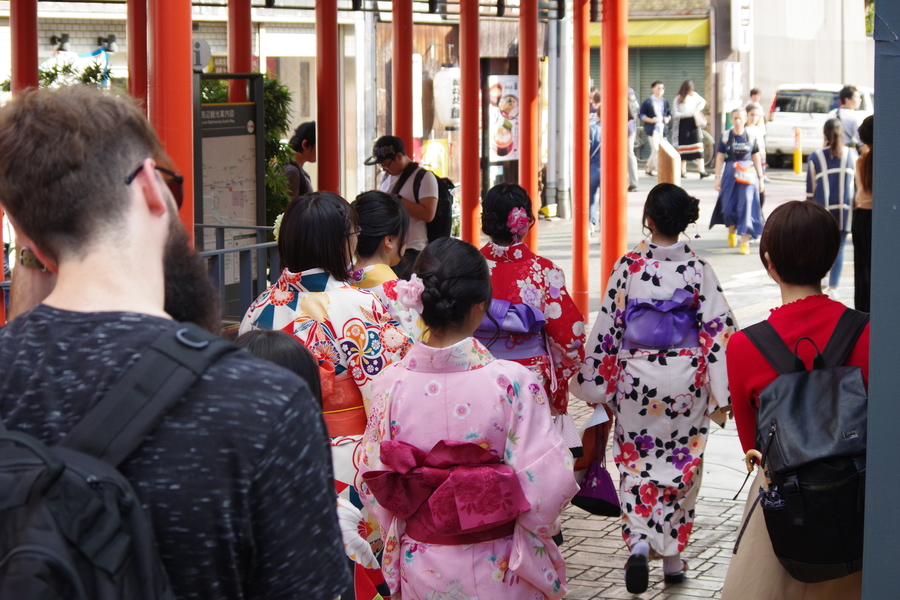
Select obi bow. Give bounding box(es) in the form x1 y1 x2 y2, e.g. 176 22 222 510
362 440 530 539
622 288 699 350
476 299 546 335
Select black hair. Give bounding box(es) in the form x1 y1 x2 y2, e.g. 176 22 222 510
481 183 534 245
858 115 873 194
234 329 323 406
643 183 700 238
351 191 409 259
824 118 844 159
839 85 859 105
750 87 761 96
278 192 358 281
858 114 873 146
413 238 492 332
759 201 840 286
651 81 663 90
289 121 316 153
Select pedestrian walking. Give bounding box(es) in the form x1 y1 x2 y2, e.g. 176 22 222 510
827 85 862 147
710 107 765 255
672 80 710 178
350 190 423 338
853 115 874 312
589 90 602 230
722 200 867 600
745 102 769 206
627 87 640 191
640 81 671 176
573 183 735 595
356 237 578 600
806 118 858 301
476 183 586 442
285 121 316 199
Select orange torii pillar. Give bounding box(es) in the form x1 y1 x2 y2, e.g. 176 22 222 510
228 0 252 102
127 0 148 111
392 0 414 150
148 0 194 242
317 0 341 194
459 0 480 244
599 0 628 290
570 0 590 316
10 0 39 94
519 0 539 251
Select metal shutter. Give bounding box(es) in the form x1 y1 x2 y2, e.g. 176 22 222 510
589 47 706 104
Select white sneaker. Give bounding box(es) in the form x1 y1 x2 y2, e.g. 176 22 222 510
826 287 840 301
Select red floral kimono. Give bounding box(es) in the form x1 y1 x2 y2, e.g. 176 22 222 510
479 242 586 413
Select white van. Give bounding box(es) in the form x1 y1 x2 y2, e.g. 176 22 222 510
765 83 874 167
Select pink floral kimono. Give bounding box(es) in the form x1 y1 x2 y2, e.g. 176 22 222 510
356 338 578 600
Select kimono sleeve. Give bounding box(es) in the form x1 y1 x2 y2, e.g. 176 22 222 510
540 259 586 401
570 257 630 405
697 262 737 424
348 292 414 405
501 365 578 600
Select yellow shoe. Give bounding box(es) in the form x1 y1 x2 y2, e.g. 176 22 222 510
728 232 737 248
739 242 751 255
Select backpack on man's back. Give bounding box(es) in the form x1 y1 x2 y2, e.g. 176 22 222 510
741 309 868 584
0 324 236 600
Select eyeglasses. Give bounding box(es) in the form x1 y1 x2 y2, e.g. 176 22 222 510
125 163 185 209
346 226 362 237
379 157 394 171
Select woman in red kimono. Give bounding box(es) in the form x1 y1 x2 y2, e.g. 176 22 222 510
476 184 586 438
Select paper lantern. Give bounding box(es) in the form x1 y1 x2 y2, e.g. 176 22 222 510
433 64 461 130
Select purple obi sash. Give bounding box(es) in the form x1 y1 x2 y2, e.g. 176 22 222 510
473 299 547 361
362 439 530 545
622 288 700 350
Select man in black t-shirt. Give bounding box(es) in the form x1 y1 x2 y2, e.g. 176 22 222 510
0 87 349 600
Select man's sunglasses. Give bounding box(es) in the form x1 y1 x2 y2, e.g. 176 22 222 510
125 163 185 209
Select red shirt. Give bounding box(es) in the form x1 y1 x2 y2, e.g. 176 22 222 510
726 294 870 453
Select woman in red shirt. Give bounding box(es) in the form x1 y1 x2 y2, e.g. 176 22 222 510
722 200 867 600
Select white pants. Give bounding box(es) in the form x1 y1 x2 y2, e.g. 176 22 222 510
646 130 663 171
627 131 639 188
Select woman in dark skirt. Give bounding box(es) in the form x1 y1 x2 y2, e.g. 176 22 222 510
672 80 710 178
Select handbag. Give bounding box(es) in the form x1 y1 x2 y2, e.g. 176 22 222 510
571 424 621 517
693 111 707 128
554 413 583 458
734 161 754 186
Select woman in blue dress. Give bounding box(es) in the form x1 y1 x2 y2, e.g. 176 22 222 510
709 107 765 255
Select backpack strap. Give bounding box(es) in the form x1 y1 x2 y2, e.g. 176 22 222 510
820 309 869 369
742 321 805 375
59 323 238 467
390 161 419 197
412 168 427 204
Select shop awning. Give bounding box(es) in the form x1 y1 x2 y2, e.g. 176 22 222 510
590 19 710 47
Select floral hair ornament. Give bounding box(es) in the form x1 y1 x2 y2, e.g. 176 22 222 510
395 273 425 313
507 207 531 243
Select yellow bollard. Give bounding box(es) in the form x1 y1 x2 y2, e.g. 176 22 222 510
793 127 802 175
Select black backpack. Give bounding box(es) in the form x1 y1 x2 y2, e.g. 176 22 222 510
0 324 237 600
738 309 868 584
386 162 456 241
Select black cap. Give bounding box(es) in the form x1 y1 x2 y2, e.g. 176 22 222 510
364 135 405 165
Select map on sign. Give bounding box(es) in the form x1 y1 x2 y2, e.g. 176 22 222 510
200 104 258 285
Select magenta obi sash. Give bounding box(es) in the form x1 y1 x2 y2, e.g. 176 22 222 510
474 299 547 361
361 439 530 545
621 288 700 350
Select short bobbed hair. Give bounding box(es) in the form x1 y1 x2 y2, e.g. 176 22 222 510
413 238 492 332
278 192 357 280
643 183 700 238
351 191 409 259
481 183 534 245
759 201 840 287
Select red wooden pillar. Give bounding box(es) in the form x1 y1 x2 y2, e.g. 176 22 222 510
459 0 480 245
127 0 148 111
519 0 539 251
392 0 414 151
148 0 194 242
228 0 252 102
571 0 590 317
599 0 628 290
10 0 39 94
316 0 341 194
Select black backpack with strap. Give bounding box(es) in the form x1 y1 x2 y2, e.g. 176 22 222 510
0 323 238 600
740 309 868 584
388 162 455 242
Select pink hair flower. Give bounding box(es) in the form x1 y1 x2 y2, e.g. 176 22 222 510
394 273 425 313
507 207 531 242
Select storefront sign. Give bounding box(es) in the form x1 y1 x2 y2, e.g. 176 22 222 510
487 75 520 162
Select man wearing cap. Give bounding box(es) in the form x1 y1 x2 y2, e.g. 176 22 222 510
365 136 438 278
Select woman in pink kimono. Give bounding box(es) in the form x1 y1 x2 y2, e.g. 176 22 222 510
240 192 413 576
350 191 424 339
356 238 579 600
572 184 735 594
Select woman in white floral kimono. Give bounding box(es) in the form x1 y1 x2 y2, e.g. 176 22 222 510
357 238 579 600
572 184 735 594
